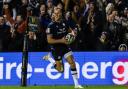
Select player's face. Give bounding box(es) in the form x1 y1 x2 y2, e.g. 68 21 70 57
54 8 62 22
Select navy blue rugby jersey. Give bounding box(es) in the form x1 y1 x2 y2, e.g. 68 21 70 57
46 20 70 39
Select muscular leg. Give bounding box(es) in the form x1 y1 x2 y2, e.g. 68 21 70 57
66 55 76 69
43 53 64 72
55 60 64 73
65 54 83 88
65 55 79 86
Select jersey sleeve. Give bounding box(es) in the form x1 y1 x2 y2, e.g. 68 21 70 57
46 23 54 35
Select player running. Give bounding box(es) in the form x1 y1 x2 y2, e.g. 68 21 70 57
43 7 83 89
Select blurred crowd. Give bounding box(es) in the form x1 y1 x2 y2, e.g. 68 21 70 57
0 0 128 52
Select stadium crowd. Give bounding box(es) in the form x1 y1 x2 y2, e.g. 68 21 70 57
0 0 128 52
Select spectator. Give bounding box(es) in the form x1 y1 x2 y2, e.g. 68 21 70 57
71 4 82 25
28 31 38 51
106 3 114 20
0 0 127 52
28 0 40 16
18 0 28 20
38 4 51 51
56 2 65 14
120 8 128 46
39 4 51 30
0 15 11 51
3 4 28 51
47 0 54 16
0 0 3 15
114 0 126 15
107 10 121 50
85 2 103 51
3 0 20 20
96 31 110 51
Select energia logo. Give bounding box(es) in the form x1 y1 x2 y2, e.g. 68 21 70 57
0 57 128 85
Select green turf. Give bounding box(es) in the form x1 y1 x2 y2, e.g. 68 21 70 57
0 86 127 89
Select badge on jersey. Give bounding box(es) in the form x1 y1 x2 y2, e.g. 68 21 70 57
46 28 51 34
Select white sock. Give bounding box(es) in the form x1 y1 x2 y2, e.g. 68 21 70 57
71 68 79 86
48 57 55 65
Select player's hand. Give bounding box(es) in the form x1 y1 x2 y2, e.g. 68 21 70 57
61 37 69 45
71 30 77 37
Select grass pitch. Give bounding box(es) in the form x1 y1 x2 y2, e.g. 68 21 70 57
0 86 126 89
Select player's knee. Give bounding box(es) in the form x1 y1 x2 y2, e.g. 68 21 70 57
56 66 64 73
55 63 64 73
